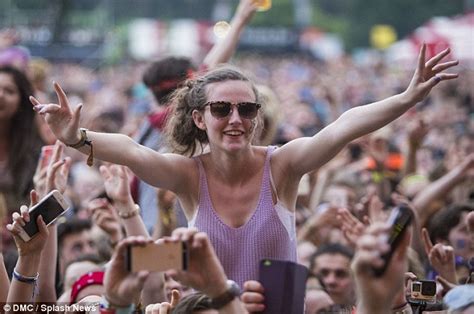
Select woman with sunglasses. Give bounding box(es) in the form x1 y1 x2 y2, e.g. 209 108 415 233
31 45 457 290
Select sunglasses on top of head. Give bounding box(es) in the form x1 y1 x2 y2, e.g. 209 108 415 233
204 101 261 120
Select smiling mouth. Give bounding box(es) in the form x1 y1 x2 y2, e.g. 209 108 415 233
223 131 244 136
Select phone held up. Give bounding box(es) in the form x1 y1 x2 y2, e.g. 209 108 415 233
372 204 413 277
126 241 189 273
17 190 70 242
259 259 308 314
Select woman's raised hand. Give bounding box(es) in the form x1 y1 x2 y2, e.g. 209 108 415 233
404 44 458 104
30 82 83 145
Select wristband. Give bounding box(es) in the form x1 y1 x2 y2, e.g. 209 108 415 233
13 268 39 283
118 204 140 219
100 295 135 314
66 128 94 167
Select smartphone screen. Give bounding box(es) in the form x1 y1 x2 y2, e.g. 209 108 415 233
23 191 69 237
373 204 413 277
259 259 308 314
127 242 188 273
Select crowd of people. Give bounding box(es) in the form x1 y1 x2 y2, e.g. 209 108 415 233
0 0 473 313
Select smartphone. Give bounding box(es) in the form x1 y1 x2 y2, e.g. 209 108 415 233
372 204 413 277
259 259 308 314
126 241 188 273
18 190 70 242
39 145 55 169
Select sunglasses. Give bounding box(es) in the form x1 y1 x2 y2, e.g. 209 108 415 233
204 101 261 120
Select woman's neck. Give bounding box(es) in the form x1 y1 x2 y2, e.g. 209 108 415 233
208 145 259 183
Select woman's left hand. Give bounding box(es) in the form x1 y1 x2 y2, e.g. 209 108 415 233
404 44 458 104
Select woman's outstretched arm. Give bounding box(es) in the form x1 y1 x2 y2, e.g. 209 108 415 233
276 44 458 177
30 83 193 194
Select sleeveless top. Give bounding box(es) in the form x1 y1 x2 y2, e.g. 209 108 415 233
189 146 297 288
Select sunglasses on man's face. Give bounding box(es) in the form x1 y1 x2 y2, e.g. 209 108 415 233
204 101 261 120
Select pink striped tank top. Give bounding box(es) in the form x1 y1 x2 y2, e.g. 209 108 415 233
190 146 297 288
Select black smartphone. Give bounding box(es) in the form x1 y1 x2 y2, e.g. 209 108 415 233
259 259 308 314
18 190 70 242
126 241 189 273
372 204 413 277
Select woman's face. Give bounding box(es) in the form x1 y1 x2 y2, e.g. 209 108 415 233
195 80 259 153
0 72 20 122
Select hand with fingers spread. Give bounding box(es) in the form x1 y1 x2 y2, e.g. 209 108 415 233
145 289 180 314
100 165 133 206
104 236 152 308
421 228 457 284
337 208 366 248
403 44 458 104
30 82 83 146
88 198 123 245
352 222 411 313
241 280 265 313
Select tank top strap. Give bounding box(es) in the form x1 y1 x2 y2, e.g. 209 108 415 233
192 156 208 207
259 146 278 204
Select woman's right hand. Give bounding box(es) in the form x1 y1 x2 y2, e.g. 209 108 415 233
30 82 83 145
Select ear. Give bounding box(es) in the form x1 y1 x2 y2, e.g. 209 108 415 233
192 109 206 131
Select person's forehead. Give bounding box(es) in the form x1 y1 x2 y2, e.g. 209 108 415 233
205 80 255 102
314 253 351 269
64 230 93 244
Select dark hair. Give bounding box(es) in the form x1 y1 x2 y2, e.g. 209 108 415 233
142 56 196 105
0 66 43 205
171 292 212 314
57 218 92 249
166 65 260 156
427 203 473 243
63 254 105 272
309 243 354 272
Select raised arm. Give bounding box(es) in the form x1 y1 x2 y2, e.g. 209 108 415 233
412 153 474 228
275 45 458 177
100 165 150 238
30 83 193 194
202 0 257 68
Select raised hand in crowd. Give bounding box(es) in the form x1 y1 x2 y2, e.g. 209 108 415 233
163 228 247 313
88 198 124 248
352 222 411 314
403 118 429 176
203 0 258 68
145 289 180 314
30 82 83 149
32 140 72 302
33 141 72 198
413 153 474 228
6 190 49 303
337 207 366 248
103 236 153 311
403 45 458 104
422 228 457 284
297 204 341 246
100 164 149 237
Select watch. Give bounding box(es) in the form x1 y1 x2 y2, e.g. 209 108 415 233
209 280 241 309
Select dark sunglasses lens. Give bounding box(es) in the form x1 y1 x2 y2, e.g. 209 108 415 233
210 102 231 118
238 102 259 119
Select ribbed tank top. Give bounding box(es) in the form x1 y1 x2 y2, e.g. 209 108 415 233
190 146 297 288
